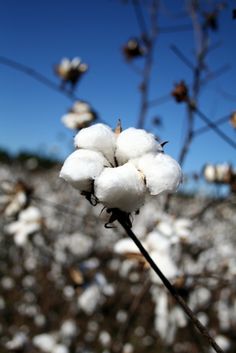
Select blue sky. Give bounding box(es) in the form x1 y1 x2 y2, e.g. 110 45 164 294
0 0 235 175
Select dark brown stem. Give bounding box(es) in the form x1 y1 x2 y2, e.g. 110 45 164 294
116 212 224 353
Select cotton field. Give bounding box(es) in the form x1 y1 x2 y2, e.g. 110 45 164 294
0 157 235 353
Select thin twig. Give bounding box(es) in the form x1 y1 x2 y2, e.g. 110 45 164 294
170 44 195 71
116 211 224 353
136 0 159 129
194 106 236 150
193 114 230 137
132 0 149 36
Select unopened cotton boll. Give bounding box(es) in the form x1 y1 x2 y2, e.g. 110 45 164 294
135 153 182 195
95 163 146 212
74 124 116 164
60 149 108 192
115 128 162 165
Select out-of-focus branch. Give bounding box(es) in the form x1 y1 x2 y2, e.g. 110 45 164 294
136 0 159 129
170 44 195 71
194 106 236 150
193 114 230 137
0 56 80 101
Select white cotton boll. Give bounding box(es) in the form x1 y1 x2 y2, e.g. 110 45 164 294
19 206 41 222
71 57 81 68
73 101 90 113
157 221 173 237
203 164 215 182
95 163 146 212
74 124 116 164
5 192 27 216
115 128 162 165
150 251 178 283
33 333 57 352
66 233 93 258
52 344 69 353
78 284 101 315
14 231 29 246
60 58 71 71
146 231 170 253
60 149 108 192
136 153 182 195
61 113 79 130
212 335 230 352
114 238 140 255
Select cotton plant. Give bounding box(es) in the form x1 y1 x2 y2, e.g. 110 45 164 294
59 122 224 353
61 100 97 130
0 180 32 217
5 206 43 246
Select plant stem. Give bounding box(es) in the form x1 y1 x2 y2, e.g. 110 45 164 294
116 212 224 353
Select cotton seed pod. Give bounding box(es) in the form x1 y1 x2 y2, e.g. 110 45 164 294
60 149 108 192
115 128 162 165
133 153 182 195
95 163 146 212
230 112 236 128
74 124 116 165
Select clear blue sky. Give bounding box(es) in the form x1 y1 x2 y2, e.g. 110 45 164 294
0 0 235 174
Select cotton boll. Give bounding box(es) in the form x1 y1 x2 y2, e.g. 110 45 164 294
19 206 41 222
33 333 57 352
95 163 146 212
60 149 108 192
73 101 91 114
150 251 178 283
74 124 116 164
136 153 182 195
116 128 162 165
114 238 140 255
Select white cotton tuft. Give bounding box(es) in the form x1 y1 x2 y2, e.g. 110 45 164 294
19 206 41 222
72 101 90 113
135 153 182 195
95 163 146 212
150 251 178 283
61 112 93 130
60 149 108 192
115 128 162 165
74 124 116 164
114 238 140 255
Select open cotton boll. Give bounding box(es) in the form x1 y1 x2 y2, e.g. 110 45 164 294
19 206 42 222
62 112 93 130
150 251 179 284
60 149 108 192
95 163 146 212
114 238 141 255
135 153 182 195
115 128 162 165
74 124 116 164
73 101 91 114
